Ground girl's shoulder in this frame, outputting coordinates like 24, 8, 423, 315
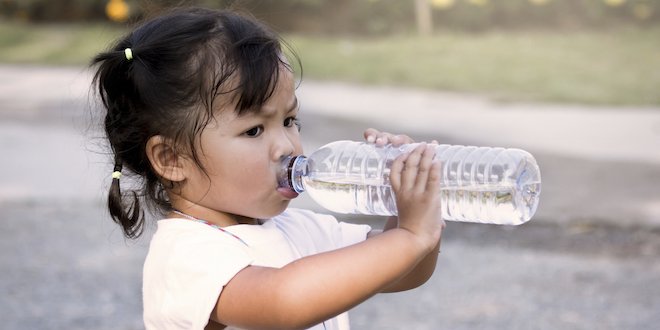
150, 218, 252, 256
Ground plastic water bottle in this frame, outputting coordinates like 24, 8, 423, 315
278, 140, 541, 225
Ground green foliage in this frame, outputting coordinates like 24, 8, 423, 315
288, 26, 660, 106
431, 0, 659, 31
0, 0, 107, 21
1, 0, 658, 32
0, 22, 125, 65
1, 2, 658, 106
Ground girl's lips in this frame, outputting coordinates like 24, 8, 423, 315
277, 187, 299, 199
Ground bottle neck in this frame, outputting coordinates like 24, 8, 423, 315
278, 155, 308, 193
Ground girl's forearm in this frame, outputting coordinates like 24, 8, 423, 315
215, 227, 433, 329
376, 216, 442, 292
381, 237, 440, 292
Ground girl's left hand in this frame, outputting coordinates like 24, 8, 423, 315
363, 128, 415, 147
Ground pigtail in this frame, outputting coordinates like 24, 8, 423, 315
94, 45, 148, 239
108, 161, 145, 239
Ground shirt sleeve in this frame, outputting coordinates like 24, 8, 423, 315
144, 226, 253, 330
336, 220, 372, 248
278, 209, 371, 254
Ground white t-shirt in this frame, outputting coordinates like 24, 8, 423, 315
143, 208, 371, 330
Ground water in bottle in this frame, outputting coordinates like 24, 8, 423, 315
278, 140, 541, 225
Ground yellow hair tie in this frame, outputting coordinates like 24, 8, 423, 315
124, 48, 133, 61
112, 171, 122, 179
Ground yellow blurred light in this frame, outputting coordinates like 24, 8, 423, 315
633, 3, 653, 20
106, 0, 129, 22
432, 0, 455, 9
468, 0, 489, 6
603, 0, 626, 7
529, 0, 550, 5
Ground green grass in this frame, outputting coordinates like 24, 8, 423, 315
1, 21, 658, 106
0, 22, 126, 66
288, 28, 660, 106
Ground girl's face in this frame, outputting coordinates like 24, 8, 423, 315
173, 68, 303, 225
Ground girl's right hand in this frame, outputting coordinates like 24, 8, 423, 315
389, 143, 444, 251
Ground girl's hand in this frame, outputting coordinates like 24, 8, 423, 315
389, 143, 444, 251
364, 128, 414, 147
365, 127, 444, 248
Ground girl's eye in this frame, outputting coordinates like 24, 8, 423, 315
284, 117, 301, 131
244, 126, 263, 137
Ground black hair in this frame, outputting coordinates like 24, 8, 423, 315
91, 7, 300, 239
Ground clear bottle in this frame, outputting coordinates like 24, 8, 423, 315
278, 140, 541, 225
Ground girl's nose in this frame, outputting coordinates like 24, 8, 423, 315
271, 130, 297, 161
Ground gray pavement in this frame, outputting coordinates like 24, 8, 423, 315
1, 65, 659, 329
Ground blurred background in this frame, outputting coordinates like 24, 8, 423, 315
2, 0, 660, 105
1, 0, 659, 329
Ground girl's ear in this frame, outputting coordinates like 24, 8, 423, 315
145, 135, 187, 183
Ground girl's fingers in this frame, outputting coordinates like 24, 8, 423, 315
426, 160, 442, 195
375, 133, 391, 146
363, 128, 415, 147
401, 144, 425, 191
364, 128, 379, 144
389, 134, 414, 146
393, 144, 439, 194
413, 145, 436, 194
390, 152, 408, 191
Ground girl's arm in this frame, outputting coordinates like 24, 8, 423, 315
214, 227, 436, 329
369, 216, 443, 293
213, 144, 444, 330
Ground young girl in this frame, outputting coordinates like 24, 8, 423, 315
92, 7, 444, 330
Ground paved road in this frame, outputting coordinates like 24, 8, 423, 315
1, 65, 659, 329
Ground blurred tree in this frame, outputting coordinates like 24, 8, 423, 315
431, 0, 455, 10
468, 0, 490, 6
415, 0, 433, 35
0, 0, 106, 21
0, 0, 657, 32
632, 2, 653, 20
604, 0, 626, 6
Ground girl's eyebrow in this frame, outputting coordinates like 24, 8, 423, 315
234, 96, 299, 121
259, 96, 298, 118
287, 97, 299, 113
